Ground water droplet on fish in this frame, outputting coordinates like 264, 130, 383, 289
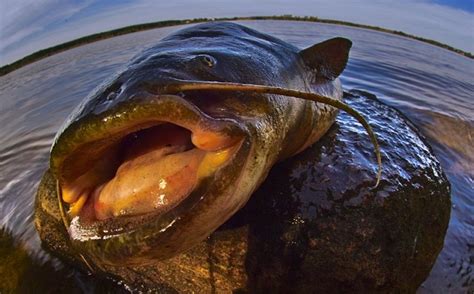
154, 194, 167, 208
159, 179, 167, 190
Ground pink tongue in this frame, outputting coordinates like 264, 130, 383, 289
93, 125, 205, 220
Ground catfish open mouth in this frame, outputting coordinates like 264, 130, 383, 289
52, 94, 245, 224
62, 123, 242, 221
51, 81, 381, 247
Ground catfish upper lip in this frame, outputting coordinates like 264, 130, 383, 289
51, 93, 246, 184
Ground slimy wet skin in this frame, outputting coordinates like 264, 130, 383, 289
35, 22, 379, 267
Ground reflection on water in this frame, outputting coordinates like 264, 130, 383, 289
0, 20, 472, 292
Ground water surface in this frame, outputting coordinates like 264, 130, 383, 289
0, 20, 472, 292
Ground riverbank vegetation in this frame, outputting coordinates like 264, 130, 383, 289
1, 15, 472, 76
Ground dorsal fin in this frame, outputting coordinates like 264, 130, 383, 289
299, 37, 352, 80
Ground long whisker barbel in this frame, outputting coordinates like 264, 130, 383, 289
163, 80, 382, 188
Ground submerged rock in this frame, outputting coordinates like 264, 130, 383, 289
35, 91, 450, 292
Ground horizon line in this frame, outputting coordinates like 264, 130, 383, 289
1, 15, 472, 76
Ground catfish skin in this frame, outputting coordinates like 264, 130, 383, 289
38, 22, 347, 267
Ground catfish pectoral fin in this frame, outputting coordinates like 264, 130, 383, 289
299, 37, 352, 81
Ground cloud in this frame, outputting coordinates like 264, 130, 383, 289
0, 0, 95, 61
0, 26, 42, 52
1, 0, 473, 66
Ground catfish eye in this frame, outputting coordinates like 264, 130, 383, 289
196, 54, 216, 67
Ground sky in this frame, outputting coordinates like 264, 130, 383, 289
0, 0, 473, 66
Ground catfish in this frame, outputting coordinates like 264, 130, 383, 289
35, 22, 380, 268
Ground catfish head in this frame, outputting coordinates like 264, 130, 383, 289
39, 22, 380, 267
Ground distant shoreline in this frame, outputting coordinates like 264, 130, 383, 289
1, 15, 472, 76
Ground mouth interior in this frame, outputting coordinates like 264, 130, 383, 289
61, 123, 240, 221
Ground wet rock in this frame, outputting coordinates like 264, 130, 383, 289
242, 90, 451, 293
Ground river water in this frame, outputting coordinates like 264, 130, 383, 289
0, 20, 472, 292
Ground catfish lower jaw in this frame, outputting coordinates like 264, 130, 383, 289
59, 122, 243, 222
